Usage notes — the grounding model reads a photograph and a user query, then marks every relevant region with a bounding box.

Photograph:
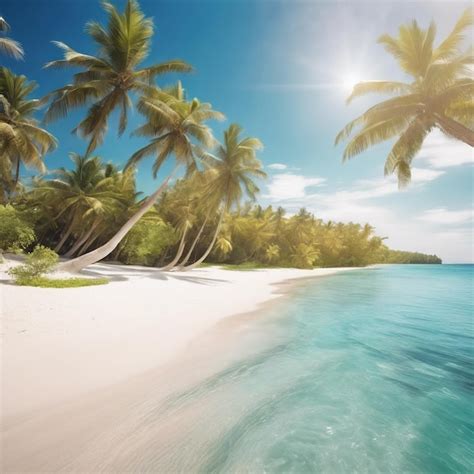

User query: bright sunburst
[342,73,361,93]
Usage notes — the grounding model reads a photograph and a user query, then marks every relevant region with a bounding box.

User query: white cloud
[267,163,288,170]
[264,173,326,201]
[420,208,473,225]
[418,130,473,169]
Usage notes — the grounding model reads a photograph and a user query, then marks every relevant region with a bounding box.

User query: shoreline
[1,261,361,418]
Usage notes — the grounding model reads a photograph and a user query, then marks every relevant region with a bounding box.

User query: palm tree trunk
[54,220,74,253]
[158,225,189,271]
[13,157,20,190]
[177,214,209,268]
[57,168,178,273]
[183,211,224,270]
[78,233,99,256]
[64,219,100,258]
[434,113,474,147]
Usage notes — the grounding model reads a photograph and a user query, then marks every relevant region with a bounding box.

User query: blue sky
[2,0,473,262]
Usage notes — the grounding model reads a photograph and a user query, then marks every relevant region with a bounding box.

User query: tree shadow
[79,263,230,286]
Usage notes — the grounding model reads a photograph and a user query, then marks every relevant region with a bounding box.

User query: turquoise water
[116,265,474,473]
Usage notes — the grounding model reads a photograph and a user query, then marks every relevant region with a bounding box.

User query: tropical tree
[183,123,266,269]
[336,9,474,186]
[43,0,192,155]
[57,85,223,272]
[0,17,23,59]
[31,154,134,255]
[0,67,57,201]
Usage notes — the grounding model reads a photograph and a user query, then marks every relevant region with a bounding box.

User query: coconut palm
[336,9,474,187]
[0,17,24,59]
[32,154,133,255]
[183,123,266,269]
[57,86,223,272]
[43,0,192,155]
[0,67,57,200]
[155,178,198,271]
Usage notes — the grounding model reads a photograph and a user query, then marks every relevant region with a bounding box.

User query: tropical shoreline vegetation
[4,0,473,280]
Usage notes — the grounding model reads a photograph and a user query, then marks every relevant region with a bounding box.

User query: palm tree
[336,9,474,187]
[183,123,266,269]
[0,67,57,200]
[57,86,223,273]
[0,17,24,59]
[155,178,197,271]
[32,154,133,255]
[43,0,192,155]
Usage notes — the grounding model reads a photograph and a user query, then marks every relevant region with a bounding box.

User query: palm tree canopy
[336,9,473,187]
[0,67,57,195]
[44,0,193,155]
[126,84,224,177]
[32,153,135,229]
[202,123,266,211]
[0,17,24,59]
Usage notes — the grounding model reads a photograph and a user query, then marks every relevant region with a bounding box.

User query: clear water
[146,265,473,473]
[77,265,472,473]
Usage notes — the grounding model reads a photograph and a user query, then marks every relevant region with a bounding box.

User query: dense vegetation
[5,170,441,269]
[4,0,469,275]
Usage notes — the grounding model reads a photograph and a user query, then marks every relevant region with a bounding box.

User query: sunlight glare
[342,74,361,93]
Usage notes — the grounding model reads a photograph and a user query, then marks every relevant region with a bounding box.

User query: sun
[342,73,361,93]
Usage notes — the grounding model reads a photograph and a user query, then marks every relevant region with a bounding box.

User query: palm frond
[384,119,429,187]
[0,37,24,59]
[347,81,412,103]
[433,8,473,61]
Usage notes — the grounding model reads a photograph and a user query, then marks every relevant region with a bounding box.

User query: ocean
[152,264,474,473]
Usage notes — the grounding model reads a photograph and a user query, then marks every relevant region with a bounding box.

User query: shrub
[0,205,36,253]
[9,245,59,284]
[14,276,109,288]
[117,217,177,266]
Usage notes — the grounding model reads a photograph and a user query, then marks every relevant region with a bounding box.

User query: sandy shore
[1,261,358,418]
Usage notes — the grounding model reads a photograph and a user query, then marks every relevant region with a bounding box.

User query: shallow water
[142,264,474,473]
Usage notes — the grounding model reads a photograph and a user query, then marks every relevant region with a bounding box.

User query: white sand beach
[0,261,358,418]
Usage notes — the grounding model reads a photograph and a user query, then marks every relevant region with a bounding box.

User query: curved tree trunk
[176,214,209,268]
[57,169,177,273]
[64,219,100,258]
[434,114,474,147]
[77,233,99,256]
[158,225,189,271]
[54,220,74,253]
[183,211,224,271]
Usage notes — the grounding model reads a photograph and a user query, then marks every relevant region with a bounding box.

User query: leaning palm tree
[0,17,24,59]
[336,9,474,187]
[0,67,57,198]
[57,88,223,273]
[43,0,192,155]
[183,123,266,270]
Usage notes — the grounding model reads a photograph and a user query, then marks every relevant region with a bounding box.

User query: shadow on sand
[79,262,231,286]
[1,255,230,286]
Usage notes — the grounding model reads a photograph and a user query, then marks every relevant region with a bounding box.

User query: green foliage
[44,0,192,155]
[0,67,57,199]
[117,213,177,266]
[383,249,442,264]
[9,245,59,284]
[14,276,109,288]
[0,205,36,251]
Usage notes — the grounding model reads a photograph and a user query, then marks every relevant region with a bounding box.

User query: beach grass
[15,276,109,288]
